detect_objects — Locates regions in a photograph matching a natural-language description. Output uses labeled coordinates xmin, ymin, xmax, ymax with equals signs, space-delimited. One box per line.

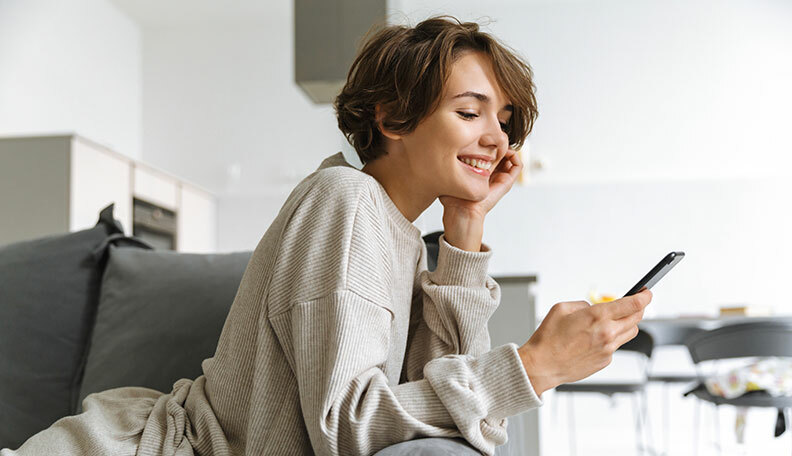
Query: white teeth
xmin=459 ymin=157 xmax=491 ymax=170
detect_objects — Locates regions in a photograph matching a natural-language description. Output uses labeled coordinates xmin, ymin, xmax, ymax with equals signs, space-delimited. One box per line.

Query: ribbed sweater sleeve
xmin=280 ymin=291 xmax=541 ymax=456
xmin=404 ymin=234 xmax=501 ymax=381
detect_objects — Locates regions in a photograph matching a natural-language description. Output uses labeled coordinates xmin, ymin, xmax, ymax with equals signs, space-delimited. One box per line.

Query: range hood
xmin=294 ymin=0 xmax=387 ymax=104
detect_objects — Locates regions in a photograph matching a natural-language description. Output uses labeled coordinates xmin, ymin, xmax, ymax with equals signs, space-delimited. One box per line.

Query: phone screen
xmin=624 ymin=251 xmax=685 ymax=297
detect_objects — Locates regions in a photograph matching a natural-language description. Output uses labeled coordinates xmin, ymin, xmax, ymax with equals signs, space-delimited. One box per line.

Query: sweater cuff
xmin=471 ymin=343 xmax=544 ymax=420
xmin=424 ymin=343 xmax=543 ymax=425
xmin=430 ymin=234 xmax=492 ymax=288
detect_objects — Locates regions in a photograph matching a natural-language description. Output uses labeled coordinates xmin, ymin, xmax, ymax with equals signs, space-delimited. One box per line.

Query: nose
xmin=479 ymin=116 xmax=508 ymax=155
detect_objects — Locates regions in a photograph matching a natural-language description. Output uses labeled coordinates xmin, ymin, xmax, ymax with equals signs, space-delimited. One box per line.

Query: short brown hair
xmin=334 ymin=16 xmax=538 ymax=164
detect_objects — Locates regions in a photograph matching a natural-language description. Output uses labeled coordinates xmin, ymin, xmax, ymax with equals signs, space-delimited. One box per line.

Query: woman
xmin=2 ymin=16 xmax=651 ymax=456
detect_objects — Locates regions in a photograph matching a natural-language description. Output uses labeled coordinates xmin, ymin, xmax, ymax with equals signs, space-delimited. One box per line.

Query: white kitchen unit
xmin=133 ymin=164 xmax=179 ymax=212
xmin=177 ymin=183 xmax=217 ymax=253
xmin=0 ymin=134 xmax=216 ymax=252
xmin=70 ymin=136 xmax=134 ymax=234
xmin=491 ymin=276 xmax=540 ymax=456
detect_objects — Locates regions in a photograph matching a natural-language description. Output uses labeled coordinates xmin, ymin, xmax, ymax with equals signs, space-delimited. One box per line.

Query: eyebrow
xmin=452 ymin=91 xmax=513 ymax=112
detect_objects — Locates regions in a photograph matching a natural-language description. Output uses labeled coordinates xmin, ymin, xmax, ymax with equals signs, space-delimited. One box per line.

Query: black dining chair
xmin=555 ymin=329 xmax=656 ymax=456
xmin=684 ymin=321 xmax=792 ymax=455
xmin=640 ymin=321 xmax=702 ymax=455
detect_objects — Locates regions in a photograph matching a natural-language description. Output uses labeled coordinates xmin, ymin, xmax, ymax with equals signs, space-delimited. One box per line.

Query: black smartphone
xmin=624 ymin=251 xmax=685 ymax=297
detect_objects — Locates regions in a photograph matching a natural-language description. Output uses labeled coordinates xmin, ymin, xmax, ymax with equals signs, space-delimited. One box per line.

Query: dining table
xmin=639 ymin=316 xmax=792 ymax=347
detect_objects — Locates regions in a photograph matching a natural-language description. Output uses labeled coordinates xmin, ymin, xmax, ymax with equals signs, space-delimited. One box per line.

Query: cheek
xmin=406 ymin=116 xmax=480 ymax=165
xmin=451 ymin=117 xmax=479 ymax=140
xmin=415 ymin=127 xmax=459 ymax=157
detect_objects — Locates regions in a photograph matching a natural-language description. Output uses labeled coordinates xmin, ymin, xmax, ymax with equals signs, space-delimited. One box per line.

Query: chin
xmin=455 ymin=186 xmax=489 ymax=202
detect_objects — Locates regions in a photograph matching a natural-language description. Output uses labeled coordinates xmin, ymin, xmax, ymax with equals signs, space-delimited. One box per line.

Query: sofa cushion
xmin=78 ymin=247 xmax=251 ymax=407
xmin=0 ymin=206 xmax=123 ymax=450
xmin=373 ymin=438 xmax=482 ymax=455
xmin=422 ymin=231 xmax=443 ymax=272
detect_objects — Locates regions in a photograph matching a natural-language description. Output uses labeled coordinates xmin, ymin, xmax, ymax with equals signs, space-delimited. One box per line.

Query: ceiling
xmin=108 ymin=0 xmax=289 ymax=28
xmin=107 ymin=0 xmax=584 ymax=29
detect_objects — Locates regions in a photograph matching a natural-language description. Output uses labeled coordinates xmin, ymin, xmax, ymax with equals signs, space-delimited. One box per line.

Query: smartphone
xmin=624 ymin=251 xmax=685 ymax=297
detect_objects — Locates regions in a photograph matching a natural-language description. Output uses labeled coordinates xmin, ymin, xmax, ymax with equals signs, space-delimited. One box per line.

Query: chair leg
xmin=641 ymin=389 xmax=655 ymax=454
xmin=712 ymin=403 xmax=722 ymax=455
xmin=552 ymin=390 xmax=559 ymax=426
xmin=567 ymin=394 xmax=577 ymax=456
xmin=693 ymin=399 xmax=700 ymax=456
xmin=662 ymin=383 xmax=670 ymax=456
xmin=786 ymin=408 xmax=792 ymax=456
xmin=632 ymin=393 xmax=644 ymax=455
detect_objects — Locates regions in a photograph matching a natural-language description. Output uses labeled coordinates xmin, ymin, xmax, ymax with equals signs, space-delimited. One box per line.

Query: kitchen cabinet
xmin=0 ymin=134 xmax=216 ymax=252
xmin=133 ymin=164 xmax=179 ymax=212
xmin=70 ymin=136 xmax=133 ymax=234
xmin=178 ymin=183 xmax=216 ymax=253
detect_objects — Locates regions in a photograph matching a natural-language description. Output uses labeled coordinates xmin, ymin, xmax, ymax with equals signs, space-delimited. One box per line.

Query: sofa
xmin=0 ymin=205 xmax=251 ymax=450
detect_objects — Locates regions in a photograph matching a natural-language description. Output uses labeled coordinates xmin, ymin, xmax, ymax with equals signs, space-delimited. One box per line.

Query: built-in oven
xmin=132 ymin=198 xmax=177 ymax=250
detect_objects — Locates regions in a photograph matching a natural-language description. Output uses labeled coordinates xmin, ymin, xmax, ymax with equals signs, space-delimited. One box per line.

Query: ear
xmin=375 ymin=104 xmax=402 ymax=141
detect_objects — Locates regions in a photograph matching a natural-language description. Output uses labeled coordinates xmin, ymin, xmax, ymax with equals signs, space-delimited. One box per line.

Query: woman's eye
xmin=457 ymin=111 xmax=508 ymax=133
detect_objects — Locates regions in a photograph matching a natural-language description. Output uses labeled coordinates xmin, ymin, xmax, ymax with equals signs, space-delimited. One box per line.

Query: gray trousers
xmin=373 ymin=437 xmax=482 ymax=455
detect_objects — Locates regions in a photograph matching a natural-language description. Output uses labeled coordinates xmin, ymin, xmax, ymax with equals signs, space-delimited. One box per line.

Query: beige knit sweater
xmin=4 ymin=153 xmax=541 ymax=456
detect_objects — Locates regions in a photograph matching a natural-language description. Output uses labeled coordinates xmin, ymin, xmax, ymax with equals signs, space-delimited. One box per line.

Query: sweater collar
xmin=319 ymin=152 xmax=421 ymax=240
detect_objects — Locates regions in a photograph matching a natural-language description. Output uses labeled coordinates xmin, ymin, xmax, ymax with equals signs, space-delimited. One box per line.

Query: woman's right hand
xmin=517 ymin=288 xmax=653 ymax=396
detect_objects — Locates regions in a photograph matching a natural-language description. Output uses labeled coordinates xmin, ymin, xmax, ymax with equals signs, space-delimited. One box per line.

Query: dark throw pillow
xmin=77 ymin=247 xmax=251 ymax=407
xmin=0 ymin=205 xmax=124 ymax=450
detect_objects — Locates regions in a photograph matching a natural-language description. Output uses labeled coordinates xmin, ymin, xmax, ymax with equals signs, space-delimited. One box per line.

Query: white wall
xmin=215 ymin=192 xmax=290 ymax=252
xmin=389 ymin=0 xmax=792 ymax=316
xmin=0 ymin=0 xmax=142 ymax=159
xmin=140 ymin=8 xmax=344 ymax=193
xmin=392 ymin=0 xmax=792 ymax=182
xmin=204 ymin=0 xmax=792 ymax=252
xmin=139 ymin=0 xmax=347 ymax=251
xmin=416 ymin=177 xmax=792 ymax=318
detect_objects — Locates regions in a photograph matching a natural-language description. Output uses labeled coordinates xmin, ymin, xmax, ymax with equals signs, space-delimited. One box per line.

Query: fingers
xmin=494 ymin=149 xmax=520 ymax=173
xmin=604 ymin=288 xmax=652 ymax=319
xmin=510 ymin=148 xmax=523 ymax=167
xmin=546 ymin=300 xmax=590 ymax=320
xmin=596 ymin=291 xmax=649 ymax=351
xmin=487 ymin=150 xmax=524 ymax=202
xmin=506 ymin=150 xmax=523 ymax=179
xmin=490 ymin=149 xmax=522 ymax=189
xmin=612 ymin=324 xmax=640 ymax=350
xmin=612 ymin=307 xmax=643 ymax=335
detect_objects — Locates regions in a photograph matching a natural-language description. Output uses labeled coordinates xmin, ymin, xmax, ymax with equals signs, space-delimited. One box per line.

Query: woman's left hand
xmin=438 ymin=149 xmax=523 ymax=251
xmin=439 ymin=148 xmax=523 ymax=218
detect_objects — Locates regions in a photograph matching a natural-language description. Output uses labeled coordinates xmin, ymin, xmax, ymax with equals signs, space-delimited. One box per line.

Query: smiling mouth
xmin=457 ymin=157 xmax=492 ymax=171
xmin=457 ymin=157 xmax=493 ymax=176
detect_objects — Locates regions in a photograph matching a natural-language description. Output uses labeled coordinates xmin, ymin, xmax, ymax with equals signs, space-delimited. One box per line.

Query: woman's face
xmin=397 ymin=51 xmax=513 ymax=202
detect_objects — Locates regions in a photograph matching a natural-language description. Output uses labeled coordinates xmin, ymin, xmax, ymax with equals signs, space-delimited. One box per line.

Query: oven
xmin=132 ymin=198 xmax=177 ymax=250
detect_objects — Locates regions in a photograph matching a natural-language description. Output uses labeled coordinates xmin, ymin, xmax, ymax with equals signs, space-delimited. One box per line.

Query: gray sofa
xmin=0 ymin=205 xmax=250 ymax=450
